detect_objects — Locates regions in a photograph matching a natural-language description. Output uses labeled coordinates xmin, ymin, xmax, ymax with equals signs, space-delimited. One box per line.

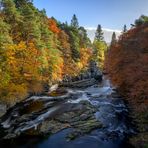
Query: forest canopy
xmin=0 ymin=0 xmax=96 ymax=104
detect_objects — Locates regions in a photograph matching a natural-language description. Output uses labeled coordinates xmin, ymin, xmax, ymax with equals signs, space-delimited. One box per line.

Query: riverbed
xmin=0 ymin=77 xmax=134 ymax=148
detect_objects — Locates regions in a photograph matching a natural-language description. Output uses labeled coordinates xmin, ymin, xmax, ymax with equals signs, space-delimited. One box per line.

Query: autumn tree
xmin=0 ymin=17 xmax=13 ymax=92
xmin=105 ymin=17 xmax=148 ymax=107
xmin=0 ymin=3 xmax=93 ymax=104
xmin=93 ymin=40 xmax=107 ymax=70
xmin=93 ymin=24 xmax=107 ymax=69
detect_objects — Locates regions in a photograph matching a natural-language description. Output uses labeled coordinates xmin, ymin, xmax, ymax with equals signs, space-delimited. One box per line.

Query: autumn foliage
xmin=48 ymin=18 xmax=60 ymax=34
xmin=105 ymin=23 xmax=148 ymax=109
xmin=0 ymin=0 xmax=92 ymax=104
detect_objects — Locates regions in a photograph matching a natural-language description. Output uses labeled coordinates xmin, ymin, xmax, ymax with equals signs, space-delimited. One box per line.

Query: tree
xmin=78 ymin=26 xmax=91 ymax=48
xmin=123 ymin=25 xmax=127 ymax=33
xmin=71 ymin=14 xmax=79 ymax=29
xmin=48 ymin=18 xmax=60 ymax=34
xmin=0 ymin=17 xmax=13 ymax=91
xmin=135 ymin=15 xmax=148 ymax=26
xmin=14 ymin=0 xmax=33 ymax=8
xmin=94 ymin=24 xmax=104 ymax=41
xmin=93 ymin=40 xmax=107 ymax=69
xmin=0 ymin=0 xmax=93 ymax=104
xmin=105 ymin=18 xmax=148 ymax=107
xmin=111 ymin=32 xmax=117 ymax=45
xmin=1 ymin=0 xmax=22 ymax=42
xmin=0 ymin=17 xmax=12 ymax=46
xmin=93 ymin=24 xmax=106 ymax=69
xmin=69 ymin=29 xmax=80 ymax=61
xmin=20 ymin=4 xmax=41 ymax=44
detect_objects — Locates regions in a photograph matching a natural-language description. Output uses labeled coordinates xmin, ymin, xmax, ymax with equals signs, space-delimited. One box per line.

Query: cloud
xmin=102 ymin=28 xmax=122 ymax=33
xmin=85 ymin=27 xmax=97 ymax=30
xmin=85 ymin=27 xmax=121 ymax=33
xmin=85 ymin=27 xmax=122 ymax=43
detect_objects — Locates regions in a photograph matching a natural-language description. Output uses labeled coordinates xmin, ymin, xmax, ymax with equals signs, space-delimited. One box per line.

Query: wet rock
xmin=0 ymin=104 xmax=7 ymax=118
xmin=111 ymin=92 xmax=122 ymax=98
xmin=67 ymin=118 xmax=102 ymax=140
xmin=107 ymin=131 xmax=119 ymax=139
xmin=94 ymin=74 xmax=102 ymax=81
xmin=61 ymin=78 xmax=97 ymax=88
xmin=39 ymin=120 xmax=70 ymax=134
xmin=27 ymin=100 xmax=102 ymax=140
xmin=20 ymin=101 xmax=44 ymax=114
xmin=80 ymin=114 xmax=90 ymax=120
xmin=47 ymin=88 xmax=68 ymax=97
xmin=49 ymin=84 xmax=58 ymax=92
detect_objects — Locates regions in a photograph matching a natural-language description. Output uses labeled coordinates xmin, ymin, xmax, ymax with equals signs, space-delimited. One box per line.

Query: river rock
xmin=27 ymin=100 xmax=102 ymax=140
xmin=0 ymin=104 xmax=7 ymax=118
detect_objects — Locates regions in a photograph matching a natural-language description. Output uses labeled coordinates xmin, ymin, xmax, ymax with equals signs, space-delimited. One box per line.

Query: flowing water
xmin=0 ymin=77 xmax=134 ymax=148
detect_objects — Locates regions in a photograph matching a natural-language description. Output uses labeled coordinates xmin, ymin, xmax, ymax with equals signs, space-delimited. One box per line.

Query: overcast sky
xmin=34 ymin=0 xmax=148 ymax=30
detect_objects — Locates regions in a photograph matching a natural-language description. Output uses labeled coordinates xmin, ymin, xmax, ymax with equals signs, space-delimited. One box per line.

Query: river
xmin=0 ymin=77 xmax=134 ymax=148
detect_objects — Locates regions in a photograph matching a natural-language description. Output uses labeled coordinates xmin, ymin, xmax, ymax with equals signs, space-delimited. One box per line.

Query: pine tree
xmin=69 ymin=30 xmax=80 ymax=61
xmin=111 ymin=32 xmax=116 ymax=45
xmin=0 ymin=17 xmax=12 ymax=46
xmin=0 ymin=17 xmax=13 ymax=89
xmin=1 ymin=0 xmax=22 ymax=42
xmin=39 ymin=11 xmax=53 ymax=49
xmin=14 ymin=0 xmax=33 ymax=8
xmin=71 ymin=14 xmax=79 ymax=29
xmin=78 ymin=26 xmax=90 ymax=48
xmin=123 ymin=25 xmax=127 ymax=33
xmin=94 ymin=24 xmax=104 ymax=41
xmin=20 ymin=4 xmax=41 ymax=44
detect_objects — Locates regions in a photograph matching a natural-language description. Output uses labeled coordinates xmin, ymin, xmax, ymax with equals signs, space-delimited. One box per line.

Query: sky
xmin=33 ymin=0 xmax=148 ymax=31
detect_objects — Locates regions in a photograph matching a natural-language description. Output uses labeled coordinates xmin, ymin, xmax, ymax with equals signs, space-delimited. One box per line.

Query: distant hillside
xmin=86 ymin=27 xmax=121 ymax=43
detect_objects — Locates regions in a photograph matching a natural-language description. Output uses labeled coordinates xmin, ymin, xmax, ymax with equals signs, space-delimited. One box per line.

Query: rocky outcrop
xmin=38 ymin=101 xmax=102 ymax=140
xmin=0 ymin=99 xmax=102 ymax=140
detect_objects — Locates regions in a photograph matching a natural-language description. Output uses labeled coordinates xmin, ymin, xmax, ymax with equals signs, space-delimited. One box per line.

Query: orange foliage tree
xmin=105 ymin=24 xmax=148 ymax=107
xmin=48 ymin=18 xmax=60 ymax=34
